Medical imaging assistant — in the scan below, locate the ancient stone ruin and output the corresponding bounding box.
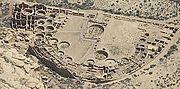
[8,2,180,84]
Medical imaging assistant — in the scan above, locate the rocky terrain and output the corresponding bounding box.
[28,0,180,21]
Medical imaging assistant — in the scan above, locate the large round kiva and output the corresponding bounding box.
[94,50,108,60]
[88,24,104,36]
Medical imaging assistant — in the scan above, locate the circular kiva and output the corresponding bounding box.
[38,20,45,25]
[22,8,34,16]
[87,59,95,65]
[36,10,46,16]
[36,26,44,32]
[94,50,108,60]
[45,33,53,39]
[87,24,104,36]
[65,57,73,62]
[58,51,65,56]
[105,59,117,67]
[59,41,70,49]
[48,38,58,44]
[35,33,44,40]
[46,25,55,31]
[139,38,146,42]
[121,57,130,65]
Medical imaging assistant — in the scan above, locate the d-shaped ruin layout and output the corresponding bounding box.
[0,0,180,89]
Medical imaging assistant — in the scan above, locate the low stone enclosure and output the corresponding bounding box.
[10,2,179,84]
